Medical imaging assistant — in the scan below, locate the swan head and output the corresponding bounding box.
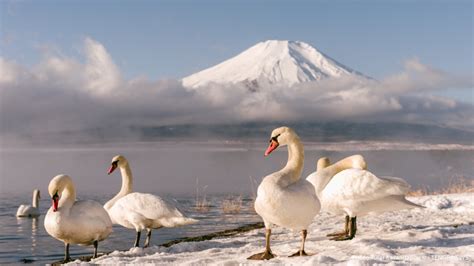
[317,157,331,171]
[264,126,297,156]
[108,155,128,175]
[48,174,73,212]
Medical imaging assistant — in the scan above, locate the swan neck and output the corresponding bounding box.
[313,155,365,195]
[105,164,134,210]
[282,136,304,182]
[32,190,39,208]
[60,182,76,210]
[119,164,134,195]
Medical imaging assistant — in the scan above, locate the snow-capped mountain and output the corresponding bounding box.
[182,40,367,89]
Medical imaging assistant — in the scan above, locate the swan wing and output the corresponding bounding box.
[111,193,197,227]
[323,169,411,203]
[70,200,113,231]
[45,200,112,245]
[16,205,28,216]
[16,205,40,217]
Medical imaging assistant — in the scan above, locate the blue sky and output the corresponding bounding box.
[2,0,472,81]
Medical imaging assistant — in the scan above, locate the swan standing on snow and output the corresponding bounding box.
[307,156,422,241]
[44,174,112,262]
[16,189,41,217]
[105,155,198,248]
[248,127,320,260]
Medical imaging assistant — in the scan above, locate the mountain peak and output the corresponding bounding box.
[182,40,365,89]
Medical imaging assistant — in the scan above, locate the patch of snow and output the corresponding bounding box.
[81,193,473,265]
[419,196,453,210]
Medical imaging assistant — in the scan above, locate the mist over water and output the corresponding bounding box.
[1,141,472,196]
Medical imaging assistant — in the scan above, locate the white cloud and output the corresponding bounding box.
[83,37,121,95]
[0,38,472,143]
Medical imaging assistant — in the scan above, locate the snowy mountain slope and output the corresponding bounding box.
[182,40,367,89]
[87,193,473,265]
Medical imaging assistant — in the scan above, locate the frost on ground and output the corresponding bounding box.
[78,193,473,265]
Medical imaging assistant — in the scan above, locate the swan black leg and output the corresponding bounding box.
[327,215,349,237]
[289,229,310,257]
[134,231,141,247]
[351,216,357,237]
[144,229,152,248]
[247,228,275,260]
[93,240,98,258]
[333,216,357,241]
[64,243,71,262]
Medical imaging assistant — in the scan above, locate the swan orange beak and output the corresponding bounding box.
[52,193,59,212]
[265,140,279,156]
[108,162,117,175]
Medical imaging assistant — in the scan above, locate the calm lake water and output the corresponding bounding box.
[0,141,473,263]
[0,194,260,264]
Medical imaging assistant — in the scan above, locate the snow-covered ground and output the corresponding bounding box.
[79,193,473,265]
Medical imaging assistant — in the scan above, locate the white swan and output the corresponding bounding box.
[44,174,112,262]
[307,156,422,241]
[16,189,41,217]
[248,127,320,260]
[104,155,198,248]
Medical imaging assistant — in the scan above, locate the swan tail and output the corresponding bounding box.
[382,195,425,212]
[399,197,425,209]
[361,195,424,215]
[162,217,198,227]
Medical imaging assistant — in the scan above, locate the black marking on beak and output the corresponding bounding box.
[270,134,281,143]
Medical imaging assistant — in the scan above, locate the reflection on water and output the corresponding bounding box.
[31,218,38,252]
[13,216,41,263]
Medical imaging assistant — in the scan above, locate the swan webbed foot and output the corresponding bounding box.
[330,216,357,241]
[327,215,350,238]
[289,249,310,257]
[330,234,355,241]
[247,250,275,260]
[248,228,275,260]
[326,231,347,237]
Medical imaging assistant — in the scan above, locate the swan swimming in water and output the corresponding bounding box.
[249,127,320,260]
[44,174,112,262]
[104,155,198,248]
[16,189,41,218]
[307,156,423,241]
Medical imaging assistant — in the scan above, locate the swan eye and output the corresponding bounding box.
[112,161,118,166]
[270,134,281,143]
[52,191,59,200]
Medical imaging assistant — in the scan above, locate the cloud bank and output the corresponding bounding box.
[0,38,472,143]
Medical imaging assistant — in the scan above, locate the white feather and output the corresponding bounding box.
[104,155,197,235]
[320,168,423,217]
[255,127,320,230]
[44,175,112,246]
